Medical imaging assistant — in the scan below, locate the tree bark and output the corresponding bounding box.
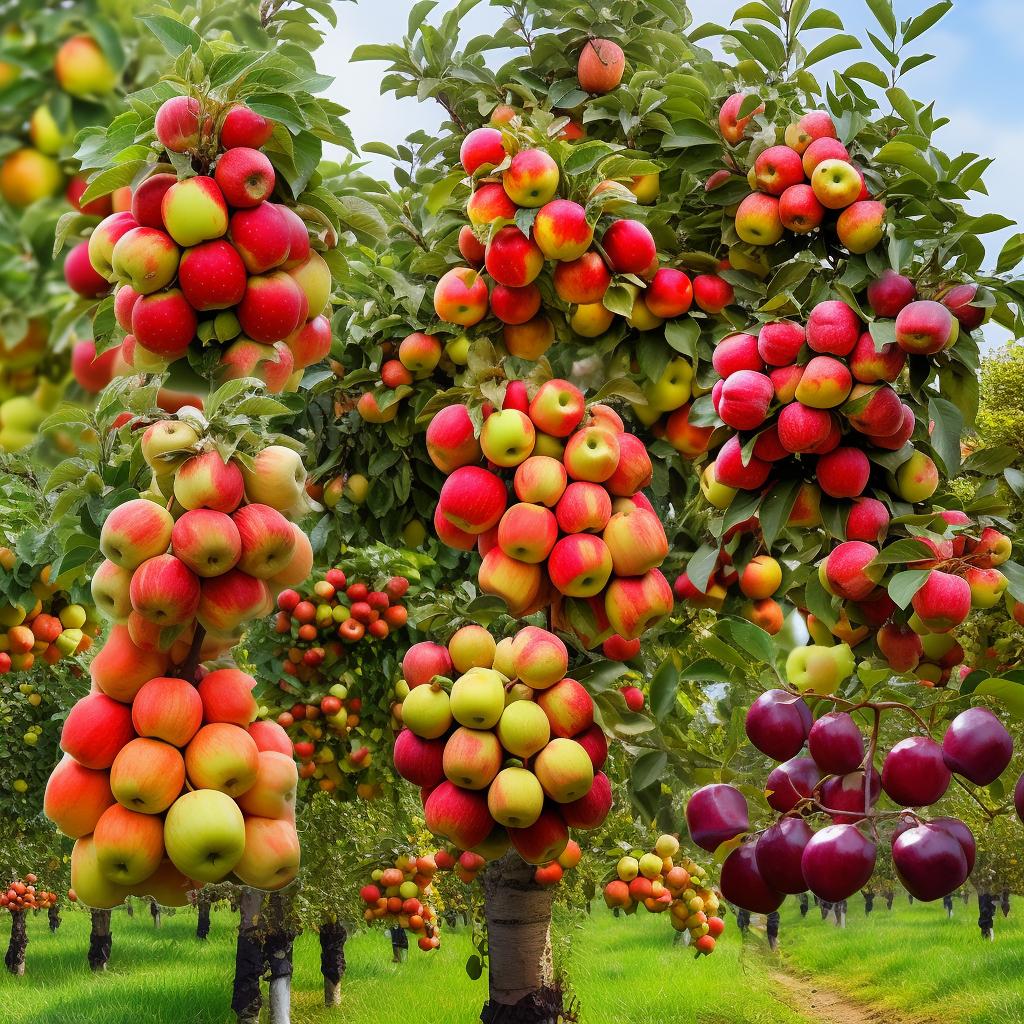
[150,899,161,928]
[48,904,60,933]
[480,852,563,1024]
[88,910,112,971]
[5,910,27,975]
[319,918,347,1007]
[232,889,265,1024]
[265,892,295,1024]
[197,894,211,939]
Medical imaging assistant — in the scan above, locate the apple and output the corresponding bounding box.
[533,738,593,802]
[178,239,247,310]
[163,789,247,883]
[502,149,559,207]
[171,509,242,578]
[810,159,861,209]
[837,200,886,253]
[215,147,275,207]
[132,676,203,747]
[434,267,489,325]
[508,806,569,865]
[449,667,506,729]
[480,409,536,467]
[110,226,179,295]
[401,682,453,739]
[237,751,298,819]
[93,804,165,885]
[240,444,307,512]
[528,379,585,437]
[785,643,855,695]
[184,723,260,797]
[442,727,502,789]
[155,96,202,152]
[577,37,625,93]
[553,251,611,305]
[161,176,228,248]
[718,93,763,144]
[459,126,507,175]
[778,183,824,232]
[197,668,259,727]
[65,241,111,298]
[131,288,197,359]
[109,737,186,814]
[602,219,656,274]
[197,569,270,633]
[140,419,200,471]
[393,729,446,788]
[895,299,956,354]
[70,836,131,910]
[71,338,118,392]
[44,755,115,839]
[894,450,939,503]
[232,503,297,579]
[533,199,593,261]
[603,506,667,576]
[89,624,169,702]
[0,148,62,207]
[514,455,567,507]
[537,678,593,738]
[220,104,274,149]
[424,782,493,850]
[497,503,558,564]
[562,426,620,483]
[604,569,673,640]
[60,693,135,770]
[735,193,784,245]
[438,466,507,534]
[487,767,544,829]
[130,172,176,228]
[496,700,551,759]
[174,452,245,513]
[237,271,305,343]
[128,553,200,627]
[55,34,116,95]
[234,817,301,890]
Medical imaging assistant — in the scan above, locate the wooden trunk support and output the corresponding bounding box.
[5,910,27,975]
[88,909,111,972]
[319,918,347,1007]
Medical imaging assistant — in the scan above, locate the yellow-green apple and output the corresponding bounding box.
[161,176,228,247]
[130,172,176,228]
[630,172,659,203]
[718,93,764,143]
[89,624,169,702]
[604,568,673,640]
[810,159,861,209]
[911,570,971,632]
[132,676,203,747]
[645,356,693,412]
[442,727,503,789]
[459,126,507,175]
[237,271,305,343]
[424,781,494,850]
[645,268,692,318]
[547,534,613,598]
[91,559,134,621]
[837,200,885,253]
[55,34,116,95]
[141,419,200,471]
[70,836,131,909]
[178,239,247,310]
[109,737,185,814]
[786,643,854,695]
[513,455,567,507]
[895,299,956,355]
[232,503,297,579]
[0,147,62,207]
[234,817,300,890]
[426,404,480,473]
[447,624,496,674]
[29,103,71,154]
[110,227,179,294]
[197,569,269,633]
[241,444,307,511]
[894,449,938,502]
[848,331,906,383]
[131,288,197,359]
[602,218,656,274]
[129,553,200,626]
[214,146,275,207]
[793,355,852,408]
[287,252,331,320]
[577,37,624,93]
[968,526,1012,567]
[449,667,506,729]
[555,481,612,534]
[467,182,517,226]
[401,681,453,738]
[154,96,202,152]
[802,137,849,176]
[511,626,568,689]
[93,804,165,885]
[44,754,115,839]
[488,766,544,829]
[60,692,135,770]
[438,466,507,534]
[496,502,558,563]
[965,566,1008,609]
[478,548,544,615]
[534,738,593,802]
[533,199,593,261]
[65,241,111,298]
[563,426,620,483]
[496,700,551,758]
[237,751,298,819]
[174,451,245,513]
[480,408,536,467]
[433,267,489,326]
[502,149,559,207]
[132,858,195,907]
[221,104,274,149]
[553,251,611,305]
[568,301,615,338]
[603,506,668,576]
[163,789,246,883]
[537,678,593,738]
[778,183,824,232]
[785,110,836,153]
[734,193,784,245]
[87,212,140,281]
[171,509,242,578]
[185,723,259,796]
[528,379,585,437]
[403,640,455,687]
[485,226,544,288]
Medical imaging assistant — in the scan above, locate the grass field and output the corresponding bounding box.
[0,895,1017,1023]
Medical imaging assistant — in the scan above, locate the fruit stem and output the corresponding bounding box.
[863,707,881,836]
[175,624,207,684]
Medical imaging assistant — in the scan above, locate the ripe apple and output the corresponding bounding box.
[424,782,493,851]
[100,499,174,570]
[155,96,202,153]
[44,754,115,839]
[174,452,245,513]
[502,149,559,207]
[93,804,165,885]
[197,569,270,633]
[237,751,298,819]
[442,727,502,789]
[185,723,260,797]
[163,789,247,883]
[534,738,593,802]
[234,817,301,890]
[577,37,625,93]
[220,104,274,149]
[129,553,201,626]
[132,676,203,747]
[197,668,259,727]
[459,127,507,175]
[488,767,544,829]
[60,693,135,770]
[110,737,186,814]
[480,408,536,467]
[89,624,169,702]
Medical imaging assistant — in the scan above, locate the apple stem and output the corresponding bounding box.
[176,625,207,684]
[863,707,881,836]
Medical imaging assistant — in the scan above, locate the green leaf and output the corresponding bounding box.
[799,10,843,30]
[962,446,1018,476]
[843,62,889,88]
[1001,561,1024,603]
[664,317,699,358]
[632,750,668,792]
[927,395,963,475]
[679,658,737,684]
[759,478,800,549]
[887,569,930,608]
[802,33,861,68]
[140,15,204,58]
[870,539,935,566]
[865,0,897,39]
[996,233,1024,274]
[649,658,679,722]
[718,617,774,665]
[903,1,953,45]
[873,139,936,182]
[972,678,1024,720]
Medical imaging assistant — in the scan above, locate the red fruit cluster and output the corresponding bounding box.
[428,381,672,647]
[358,854,441,952]
[70,98,331,392]
[393,626,612,867]
[356,332,444,424]
[434,848,486,885]
[533,838,581,887]
[0,876,58,912]
[603,835,724,955]
[674,550,785,636]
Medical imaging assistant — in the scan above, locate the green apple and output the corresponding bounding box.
[163,790,247,883]
[480,409,536,468]
[785,643,854,695]
[401,682,452,739]
[487,766,544,828]
[449,667,506,729]
[496,699,550,758]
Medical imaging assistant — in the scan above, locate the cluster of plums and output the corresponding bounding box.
[427,379,673,648]
[359,853,441,951]
[685,694,1014,911]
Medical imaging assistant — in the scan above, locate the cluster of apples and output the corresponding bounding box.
[532,837,581,887]
[0,34,118,209]
[0,318,51,421]
[0,557,98,673]
[602,834,723,954]
[392,624,612,866]
[0,373,65,452]
[674,550,786,636]
[427,379,673,647]
[0,875,59,913]
[688,698,1013,911]
[66,95,331,393]
[716,101,885,255]
[359,853,441,951]
[433,847,486,884]
[433,122,698,357]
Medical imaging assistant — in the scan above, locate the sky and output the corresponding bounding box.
[321,0,1024,279]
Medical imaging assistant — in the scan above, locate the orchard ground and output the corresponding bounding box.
[0,899,1020,1023]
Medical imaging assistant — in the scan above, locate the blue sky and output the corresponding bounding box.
[323,1,1023,282]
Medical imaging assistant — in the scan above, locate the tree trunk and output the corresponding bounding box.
[265,892,295,1024]
[232,889,265,1024]
[319,918,347,1007]
[48,904,60,933]
[88,910,112,971]
[150,900,161,928]
[126,903,134,918]
[480,852,563,1024]
[197,894,211,939]
[5,910,27,975]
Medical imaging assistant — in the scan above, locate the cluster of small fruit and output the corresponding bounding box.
[674,551,786,636]
[687,696,1014,912]
[427,380,673,648]
[66,96,331,393]
[0,552,98,673]
[716,101,885,254]
[43,426,314,908]
[0,875,59,913]
[358,854,441,952]
[0,35,118,209]
[0,367,66,453]
[532,837,581,887]
[602,834,724,955]
[392,625,612,867]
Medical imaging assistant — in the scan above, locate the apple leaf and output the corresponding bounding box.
[887,569,930,608]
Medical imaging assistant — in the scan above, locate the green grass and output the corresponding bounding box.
[0,896,1018,1023]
